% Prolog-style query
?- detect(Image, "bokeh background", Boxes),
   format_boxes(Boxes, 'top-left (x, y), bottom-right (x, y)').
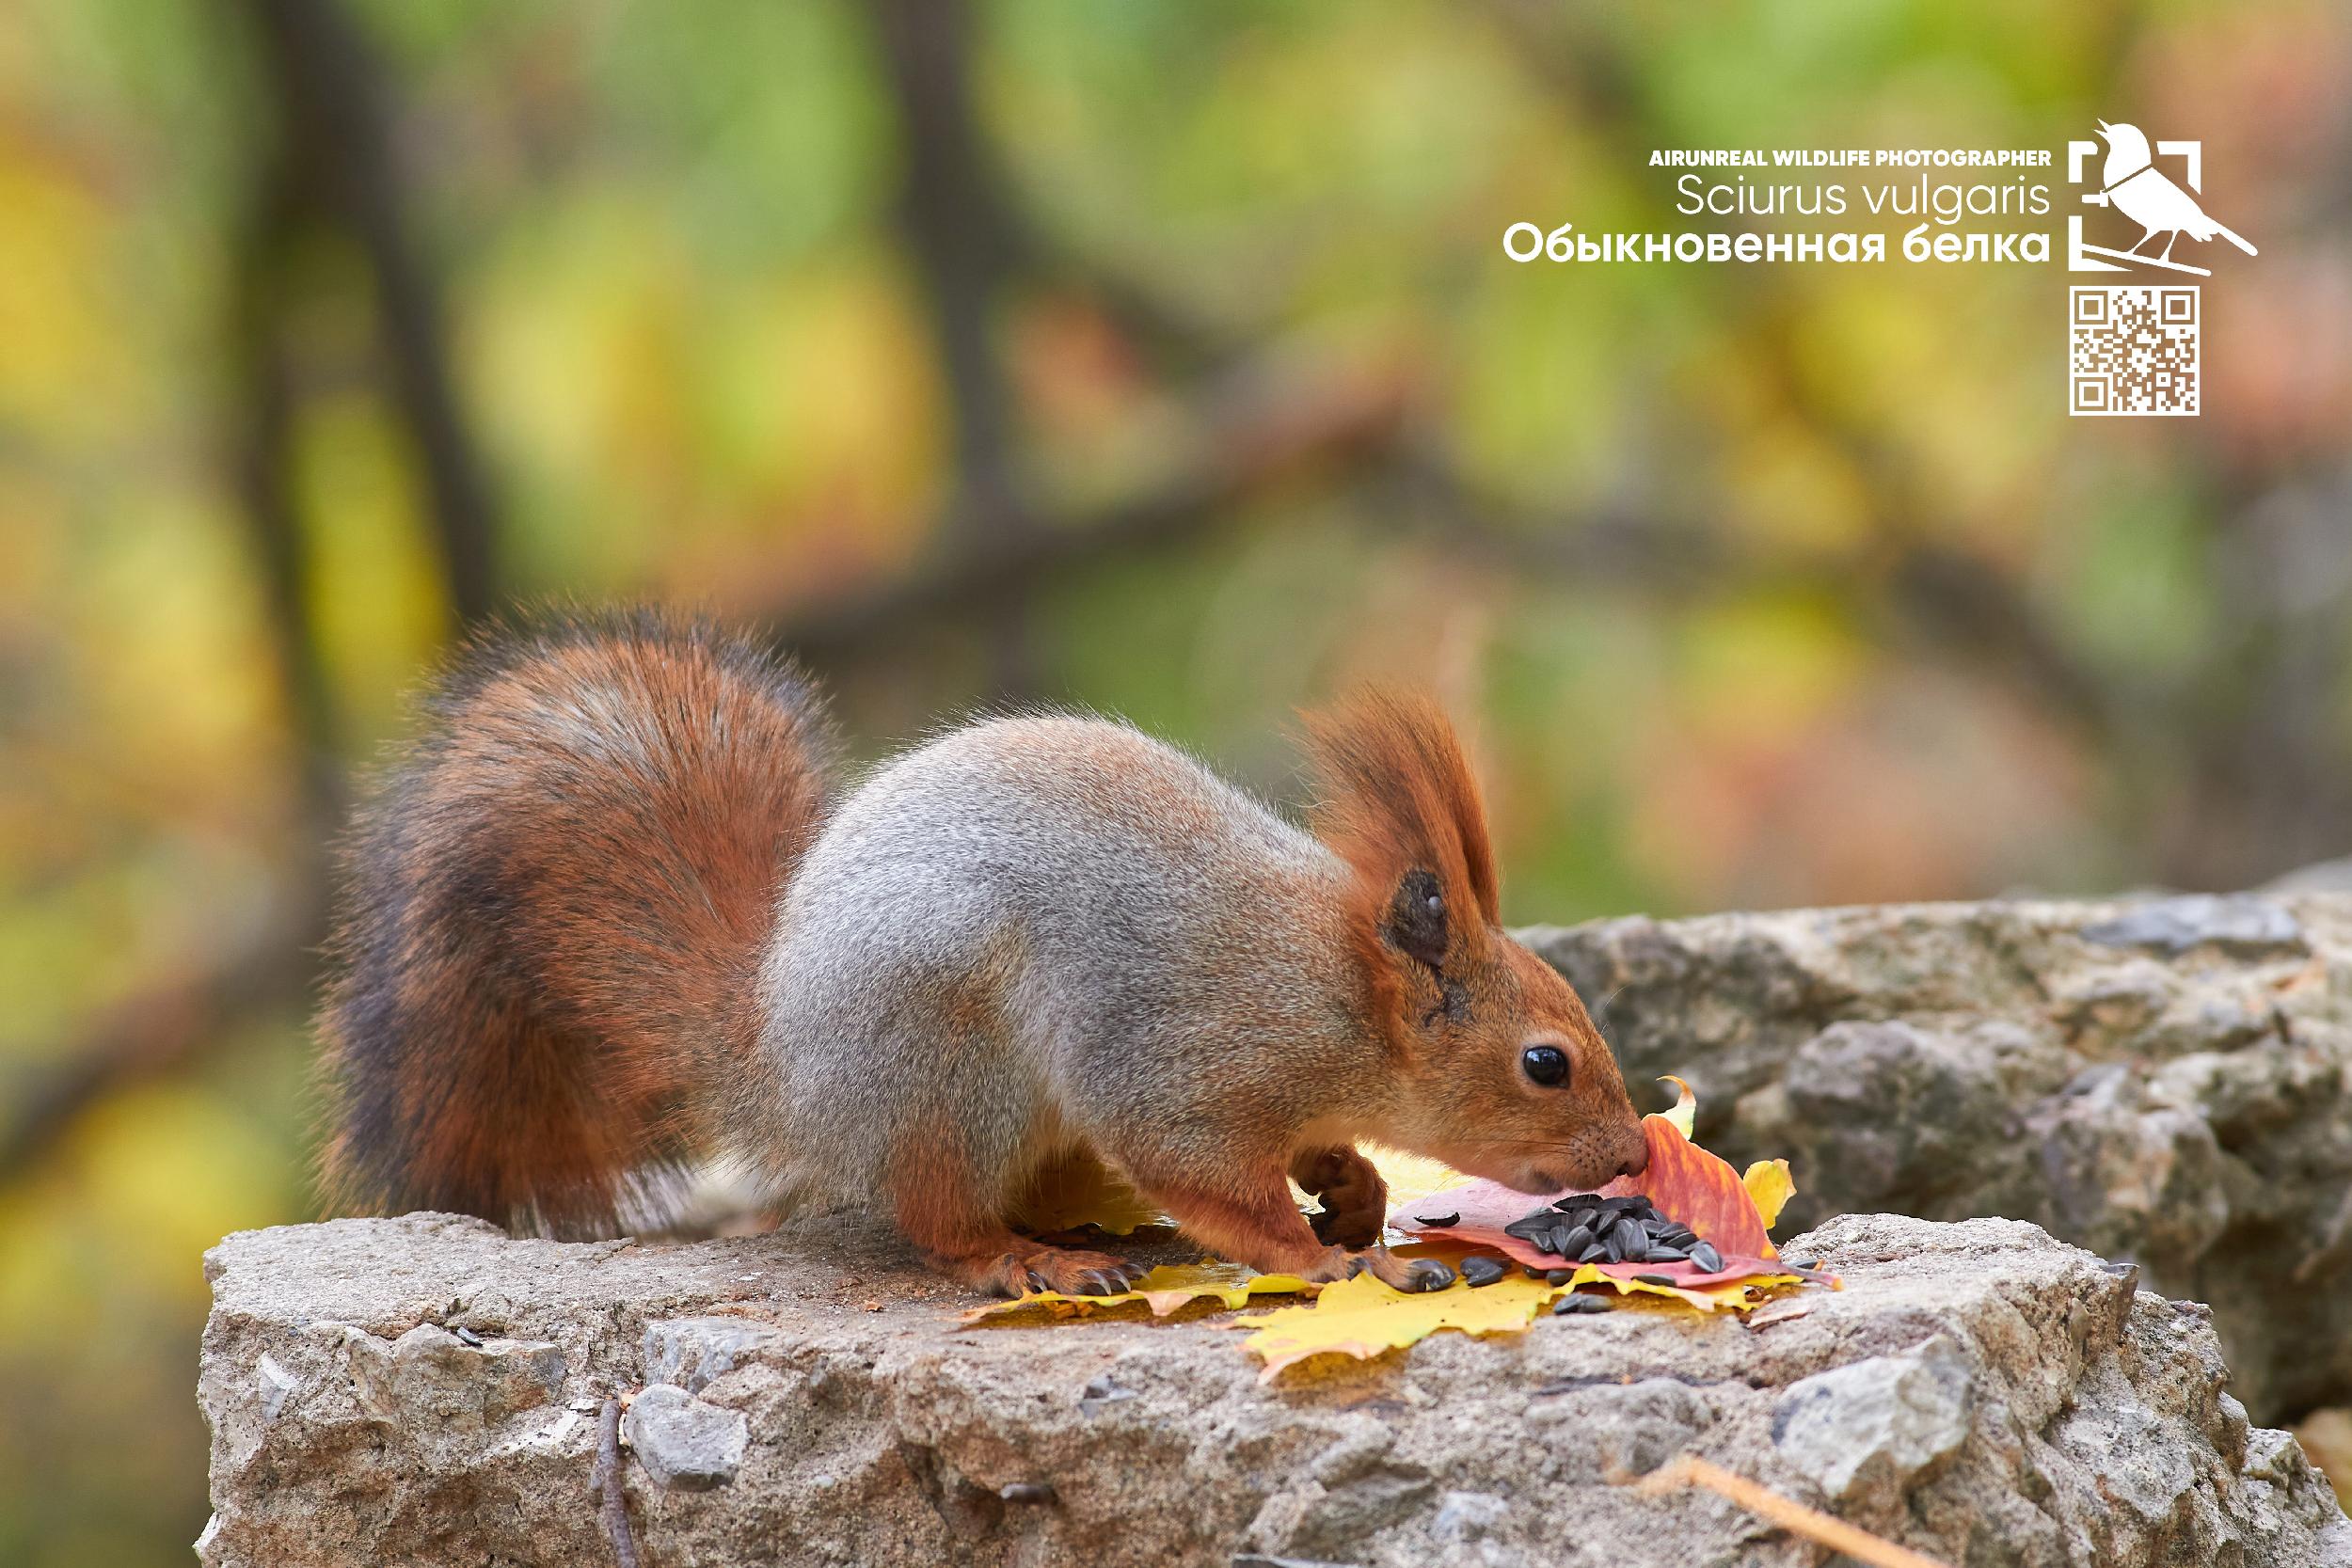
top-left (4, 0), bottom-right (2350, 1560)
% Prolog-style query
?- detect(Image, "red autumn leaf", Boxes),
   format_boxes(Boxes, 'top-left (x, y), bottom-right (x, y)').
top-left (1391, 1079), bottom-right (1816, 1293)
top-left (1593, 1080), bottom-right (1777, 1259)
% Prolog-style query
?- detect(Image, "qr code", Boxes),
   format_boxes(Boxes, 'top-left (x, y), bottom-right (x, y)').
top-left (2070, 286), bottom-right (2199, 416)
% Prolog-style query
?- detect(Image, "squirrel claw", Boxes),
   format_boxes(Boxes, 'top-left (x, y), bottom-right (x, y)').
top-left (1395, 1258), bottom-right (1456, 1292)
top-left (993, 1246), bottom-right (1145, 1297)
top-left (1330, 1246), bottom-right (1456, 1292)
top-left (1355, 1250), bottom-right (1455, 1292)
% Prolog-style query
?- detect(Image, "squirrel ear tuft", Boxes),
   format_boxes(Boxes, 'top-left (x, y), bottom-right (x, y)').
top-left (1300, 687), bottom-right (1501, 942)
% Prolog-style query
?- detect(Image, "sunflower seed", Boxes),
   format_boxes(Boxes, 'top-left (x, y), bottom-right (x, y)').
top-left (1690, 1242), bottom-right (1724, 1274)
top-left (1556, 1224), bottom-right (1595, 1257)
top-left (1602, 1231), bottom-right (1628, 1264)
top-left (1633, 1273), bottom-right (1675, 1287)
top-left (1785, 1256), bottom-right (1817, 1270)
top-left (1460, 1256), bottom-right (1507, 1288)
top-left (1608, 1217), bottom-right (1648, 1252)
top-left (1653, 1225), bottom-right (1697, 1247)
top-left (1417, 1212), bottom-right (1459, 1228)
top-left (1544, 1269), bottom-right (1574, 1285)
top-left (1642, 1244), bottom-right (1688, 1264)
top-left (1552, 1292), bottom-right (1612, 1315)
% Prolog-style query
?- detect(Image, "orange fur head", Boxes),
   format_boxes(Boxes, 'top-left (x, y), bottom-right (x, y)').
top-left (1301, 689), bottom-right (1646, 1193)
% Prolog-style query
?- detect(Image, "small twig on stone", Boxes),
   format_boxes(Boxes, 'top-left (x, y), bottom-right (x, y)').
top-left (594, 1395), bottom-right (642, 1568)
top-left (1637, 1454), bottom-right (1952, 1568)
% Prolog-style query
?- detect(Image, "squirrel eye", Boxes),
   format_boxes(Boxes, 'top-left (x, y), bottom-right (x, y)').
top-left (1520, 1044), bottom-right (1570, 1088)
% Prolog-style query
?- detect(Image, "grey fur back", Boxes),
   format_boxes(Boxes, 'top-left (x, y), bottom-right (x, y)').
top-left (739, 714), bottom-right (1372, 1208)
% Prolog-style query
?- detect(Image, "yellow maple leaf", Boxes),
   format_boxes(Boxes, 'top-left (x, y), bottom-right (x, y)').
top-left (1231, 1261), bottom-right (1804, 1379)
top-left (1742, 1158), bottom-right (1795, 1230)
top-left (1567, 1262), bottom-right (1801, 1311)
top-left (961, 1262), bottom-right (1314, 1323)
top-left (1233, 1265), bottom-right (1560, 1380)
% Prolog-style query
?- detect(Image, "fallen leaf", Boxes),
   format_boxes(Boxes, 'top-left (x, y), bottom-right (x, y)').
top-left (1742, 1159), bottom-right (1795, 1230)
top-left (1230, 1256), bottom-right (1798, 1378)
top-left (961, 1262), bottom-right (1314, 1323)
top-left (1232, 1264), bottom-right (1560, 1381)
top-left (1600, 1078), bottom-right (1778, 1259)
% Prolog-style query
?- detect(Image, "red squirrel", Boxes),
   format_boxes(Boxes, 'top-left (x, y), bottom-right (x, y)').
top-left (319, 611), bottom-right (1649, 1296)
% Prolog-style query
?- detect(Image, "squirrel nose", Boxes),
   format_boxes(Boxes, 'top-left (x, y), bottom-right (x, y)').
top-left (1616, 1142), bottom-right (1650, 1180)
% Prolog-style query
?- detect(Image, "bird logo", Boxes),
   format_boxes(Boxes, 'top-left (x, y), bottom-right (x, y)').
top-left (2073, 120), bottom-right (2256, 276)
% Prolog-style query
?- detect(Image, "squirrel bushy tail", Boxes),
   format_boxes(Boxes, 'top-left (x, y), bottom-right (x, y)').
top-left (318, 610), bottom-right (834, 1236)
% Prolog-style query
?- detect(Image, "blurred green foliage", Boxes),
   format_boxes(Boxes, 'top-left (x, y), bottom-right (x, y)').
top-left (2, 0), bottom-right (2348, 1560)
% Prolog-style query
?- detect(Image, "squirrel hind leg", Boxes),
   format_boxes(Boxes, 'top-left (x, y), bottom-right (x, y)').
top-left (886, 1144), bottom-right (1145, 1297)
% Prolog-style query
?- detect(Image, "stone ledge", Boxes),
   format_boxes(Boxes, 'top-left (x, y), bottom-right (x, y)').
top-left (199, 1210), bottom-right (2351, 1567)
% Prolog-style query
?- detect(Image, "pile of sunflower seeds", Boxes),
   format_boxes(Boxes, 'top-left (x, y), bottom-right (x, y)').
top-left (1502, 1194), bottom-right (1724, 1275)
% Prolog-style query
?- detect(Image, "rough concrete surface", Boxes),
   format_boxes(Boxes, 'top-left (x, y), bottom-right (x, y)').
top-left (199, 1210), bottom-right (2351, 1568)
top-left (1525, 893), bottom-right (2352, 1421)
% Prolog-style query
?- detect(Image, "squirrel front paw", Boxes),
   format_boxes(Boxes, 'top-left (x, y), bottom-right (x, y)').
top-left (1292, 1145), bottom-right (1389, 1250)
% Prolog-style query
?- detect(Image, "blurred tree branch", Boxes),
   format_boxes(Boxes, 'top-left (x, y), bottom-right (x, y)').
top-left (870, 0), bottom-right (1039, 692)
top-left (227, 163), bottom-right (345, 833)
top-left (241, 0), bottom-right (502, 629)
